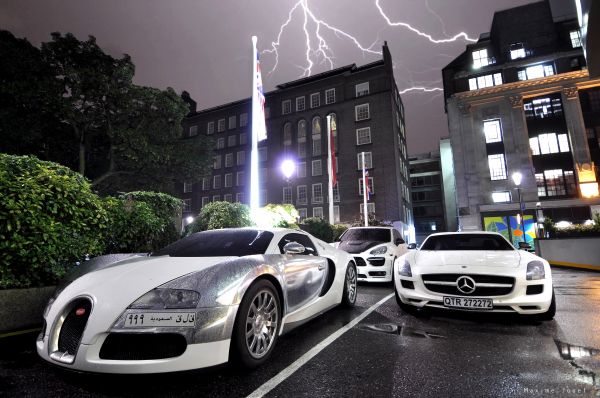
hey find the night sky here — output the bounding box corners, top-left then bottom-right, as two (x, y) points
(1, 0), (538, 155)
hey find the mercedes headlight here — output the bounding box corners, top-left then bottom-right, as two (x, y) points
(129, 288), (200, 309)
(370, 246), (388, 255)
(526, 261), (545, 280)
(398, 260), (412, 277)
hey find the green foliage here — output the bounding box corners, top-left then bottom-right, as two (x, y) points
(543, 214), (600, 238)
(261, 204), (299, 228)
(186, 201), (252, 234)
(0, 154), (107, 288)
(332, 224), (349, 242)
(301, 217), (334, 243)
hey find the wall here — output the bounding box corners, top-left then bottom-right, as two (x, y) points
(536, 237), (600, 270)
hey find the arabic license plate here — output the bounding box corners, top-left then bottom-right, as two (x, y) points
(443, 297), (493, 310)
(123, 312), (196, 328)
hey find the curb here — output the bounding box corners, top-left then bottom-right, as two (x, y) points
(550, 261), (600, 272)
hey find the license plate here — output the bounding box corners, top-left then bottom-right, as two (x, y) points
(443, 297), (493, 310)
(123, 312), (196, 328)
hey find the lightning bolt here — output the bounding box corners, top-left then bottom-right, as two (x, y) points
(263, 0), (477, 94)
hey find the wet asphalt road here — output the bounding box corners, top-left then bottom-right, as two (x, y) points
(1, 267), (599, 398)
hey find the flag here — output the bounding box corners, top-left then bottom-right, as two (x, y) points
(253, 44), (267, 142)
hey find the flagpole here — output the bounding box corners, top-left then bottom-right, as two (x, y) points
(250, 36), (260, 218)
(362, 151), (368, 227)
(327, 115), (334, 224)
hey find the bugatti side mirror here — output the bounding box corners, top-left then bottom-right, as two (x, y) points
(407, 243), (417, 250)
(283, 242), (305, 255)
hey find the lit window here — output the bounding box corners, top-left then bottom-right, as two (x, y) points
(237, 151), (245, 166)
(313, 207), (324, 219)
(296, 96), (305, 112)
(510, 43), (525, 60)
(483, 120), (502, 143)
(297, 185), (307, 205)
(228, 135), (236, 147)
(469, 73), (502, 90)
(356, 82), (370, 97)
(213, 175), (221, 189)
(312, 159), (322, 176)
(312, 183), (323, 203)
(224, 173), (233, 188)
(536, 173), (546, 197)
(472, 48), (490, 68)
(236, 171), (245, 186)
(492, 191), (511, 203)
(519, 64), (554, 80)
(183, 181), (192, 193)
(218, 119), (225, 132)
(310, 93), (320, 108)
(216, 138), (225, 149)
(357, 152), (373, 170)
(558, 134), (570, 152)
(356, 127), (372, 145)
(240, 113), (248, 127)
(355, 103), (370, 121)
(544, 169), (566, 196)
(312, 117), (321, 156)
(282, 100), (291, 115)
(189, 125), (198, 136)
(325, 88), (336, 104)
(333, 205), (340, 223)
(228, 116), (236, 129)
(487, 154), (507, 180)
(298, 120), (307, 158)
(524, 97), (563, 119)
(538, 133), (560, 154)
(207, 121), (215, 135)
(283, 187), (293, 204)
(529, 137), (540, 155)
(570, 30), (582, 48)
(297, 162), (306, 178)
(359, 203), (376, 215)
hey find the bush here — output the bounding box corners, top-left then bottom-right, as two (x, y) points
(186, 201), (252, 234)
(301, 217), (334, 242)
(543, 213), (600, 238)
(0, 154), (107, 288)
(332, 224), (348, 241)
(260, 204), (299, 228)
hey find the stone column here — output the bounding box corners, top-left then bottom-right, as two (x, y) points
(562, 86), (592, 165)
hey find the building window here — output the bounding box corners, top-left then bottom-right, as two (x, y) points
(355, 82), (370, 97)
(283, 187), (292, 204)
(216, 138), (225, 149)
(224, 194), (233, 202)
(357, 152), (373, 170)
(536, 173), (546, 197)
(483, 119), (503, 143)
(492, 191), (511, 203)
(183, 199), (191, 212)
(297, 162), (306, 178)
(524, 97), (563, 119)
(332, 185), (340, 202)
(530, 133), (570, 155)
(333, 205), (340, 223)
(359, 203), (376, 216)
(235, 193), (245, 203)
(296, 96), (305, 112)
(283, 122), (292, 152)
(310, 93), (320, 108)
(225, 173), (233, 188)
(213, 195), (220, 202)
(282, 99), (292, 115)
(487, 154), (507, 180)
(201, 196), (209, 207)
(258, 147), (267, 162)
(298, 208), (307, 221)
(298, 120), (307, 158)
(472, 48), (490, 68)
(518, 64), (554, 81)
(312, 183), (323, 203)
(570, 30), (582, 48)
(236, 171), (245, 186)
(469, 73), (502, 90)
(355, 103), (370, 121)
(240, 133), (247, 145)
(202, 178), (210, 191)
(227, 135), (236, 147)
(312, 159), (322, 176)
(225, 153), (233, 168)
(207, 121), (215, 135)
(218, 119), (226, 132)
(297, 185), (307, 205)
(240, 113), (248, 127)
(358, 177), (374, 196)
(312, 117), (322, 156)
(228, 116), (236, 130)
(509, 43), (525, 60)
(183, 181), (192, 193)
(545, 169), (566, 196)
(325, 88), (336, 104)
(189, 125), (198, 136)
(313, 207), (324, 219)
(213, 175), (221, 189)
(214, 155), (222, 169)
(237, 151), (245, 165)
(356, 127), (371, 145)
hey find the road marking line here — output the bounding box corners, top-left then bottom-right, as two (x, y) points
(246, 293), (394, 398)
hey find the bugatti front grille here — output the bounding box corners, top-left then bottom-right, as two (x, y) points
(422, 274), (514, 296)
(49, 297), (93, 364)
(99, 333), (187, 360)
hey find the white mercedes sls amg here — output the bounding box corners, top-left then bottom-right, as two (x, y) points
(37, 228), (358, 373)
(393, 232), (555, 320)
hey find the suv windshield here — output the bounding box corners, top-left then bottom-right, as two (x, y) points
(152, 229), (274, 257)
(340, 228), (391, 243)
(420, 234), (514, 251)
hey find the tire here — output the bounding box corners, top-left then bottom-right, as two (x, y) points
(231, 279), (281, 369)
(533, 289), (556, 321)
(341, 263), (357, 307)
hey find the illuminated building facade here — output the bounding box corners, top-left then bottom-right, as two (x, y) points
(442, 0), (600, 245)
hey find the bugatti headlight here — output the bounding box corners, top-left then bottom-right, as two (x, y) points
(526, 261), (545, 280)
(370, 246), (388, 255)
(129, 288), (200, 310)
(398, 260), (412, 277)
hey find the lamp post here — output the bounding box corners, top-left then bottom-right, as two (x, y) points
(511, 172), (526, 245)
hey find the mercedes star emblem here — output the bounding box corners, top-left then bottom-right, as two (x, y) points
(456, 276), (476, 294)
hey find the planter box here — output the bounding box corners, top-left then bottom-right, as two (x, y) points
(0, 286), (55, 334)
(536, 237), (600, 271)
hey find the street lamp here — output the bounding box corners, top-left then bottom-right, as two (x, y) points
(511, 172), (527, 245)
(280, 159), (296, 182)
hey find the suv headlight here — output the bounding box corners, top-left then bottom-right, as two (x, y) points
(526, 261), (545, 280)
(398, 260), (412, 277)
(129, 288), (200, 309)
(370, 246), (388, 255)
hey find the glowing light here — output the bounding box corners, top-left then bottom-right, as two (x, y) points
(281, 159), (296, 180)
(581, 182), (599, 198)
(512, 172), (523, 186)
(555, 221), (572, 229)
(186, 216), (194, 224)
